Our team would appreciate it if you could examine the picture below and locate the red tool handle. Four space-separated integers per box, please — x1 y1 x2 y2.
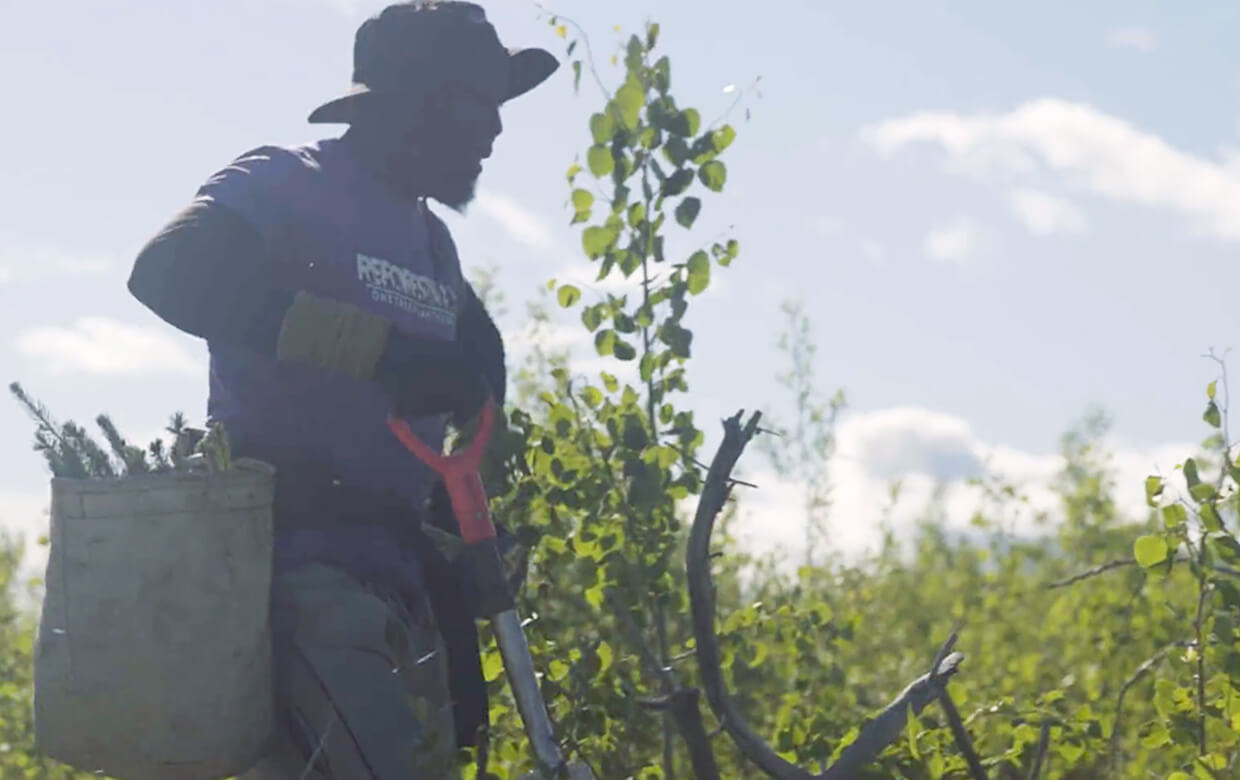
388 400 497 544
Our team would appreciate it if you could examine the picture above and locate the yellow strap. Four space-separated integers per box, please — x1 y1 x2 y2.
276 292 393 379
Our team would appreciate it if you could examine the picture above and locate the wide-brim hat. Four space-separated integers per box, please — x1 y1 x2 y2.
308 1 559 124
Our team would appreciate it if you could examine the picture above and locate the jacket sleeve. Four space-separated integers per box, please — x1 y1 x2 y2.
127 197 295 356
456 283 507 408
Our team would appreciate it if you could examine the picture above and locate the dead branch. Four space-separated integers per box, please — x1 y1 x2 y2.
1026 720 1051 780
606 590 722 780
636 689 721 780
687 410 970 780
938 689 988 780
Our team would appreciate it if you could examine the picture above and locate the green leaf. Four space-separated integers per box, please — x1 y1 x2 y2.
674 197 701 228
645 22 660 49
622 414 648 449
614 340 637 361
1145 475 1164 507
482 651 504 682
652 55 671 93
1201 502 1222 531
662 324 693 358
627 202 646 228
582 226 616 258
597 641 614 672
1208 379 1218 400
1162 503 1188 529
594 329 616 356
698 160 727 192
590 111 616 144
1190 482 1218 503
566 162 582 183
1204 400 1222 429
601 372 619 393
587 145 615 177
572 61 582 92
582 304 604 332
663 168 694 197
1185 457 1201 488
549 659 570 682
1140 722 1170 749
581 386 603 408
557 284 581 308
584 583 604 609
669 108 700 137
624 34 644 74
572 188 595 213
687 251 710 295
715 238 739 267
712 125 737 154
1134 534 1169 568
615 80 644 130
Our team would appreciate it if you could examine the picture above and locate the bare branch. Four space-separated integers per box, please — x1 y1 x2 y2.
1046 558 1136 589
1048 556 1240 589
606 591 722 779
688 410 811 779
1026 721 1051 780
532 4 610 99
1108 641 1188 774
687 409 970 780
937 690 988 780
819 652 963 780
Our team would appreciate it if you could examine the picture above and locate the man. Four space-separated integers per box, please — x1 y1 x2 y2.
126 2 558 777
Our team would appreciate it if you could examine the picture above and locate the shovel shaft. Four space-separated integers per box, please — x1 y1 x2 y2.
389 401 571 775
492 608 566 773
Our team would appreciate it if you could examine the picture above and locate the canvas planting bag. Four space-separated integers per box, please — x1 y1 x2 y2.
32 458 277 780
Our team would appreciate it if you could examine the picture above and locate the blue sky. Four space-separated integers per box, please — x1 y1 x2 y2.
1 0 1237 566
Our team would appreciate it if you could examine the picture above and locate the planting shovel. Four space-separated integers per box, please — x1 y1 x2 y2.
389 400 592 779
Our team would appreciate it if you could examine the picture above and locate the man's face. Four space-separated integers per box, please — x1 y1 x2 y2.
394 83 504 211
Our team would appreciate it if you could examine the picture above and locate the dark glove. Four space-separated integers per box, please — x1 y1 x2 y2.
374 333 491 425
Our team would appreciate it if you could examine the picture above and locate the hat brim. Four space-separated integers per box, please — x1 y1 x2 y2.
307 47 560 125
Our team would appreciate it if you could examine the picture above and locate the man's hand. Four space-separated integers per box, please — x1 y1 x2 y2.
375 334 491 425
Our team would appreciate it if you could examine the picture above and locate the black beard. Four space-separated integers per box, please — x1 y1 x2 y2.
429 172 480 213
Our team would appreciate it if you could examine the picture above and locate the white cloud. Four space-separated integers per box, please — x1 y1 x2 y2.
924 218 978 264
1006 188 1089 235
1106 27 1158 53
474 190 555 252
861 98 1240 242
16 317 203 376
726 406 1196 569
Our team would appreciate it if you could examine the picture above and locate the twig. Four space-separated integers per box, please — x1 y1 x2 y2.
636 689 721 780
1194 582 1208 756
1109 641 1187 774
605 590 722 779
1026 720 1051 780
533 4 610 99
687 409 968 780
1048 556 1240 589
1046 559 1136 589
938 690 988 780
